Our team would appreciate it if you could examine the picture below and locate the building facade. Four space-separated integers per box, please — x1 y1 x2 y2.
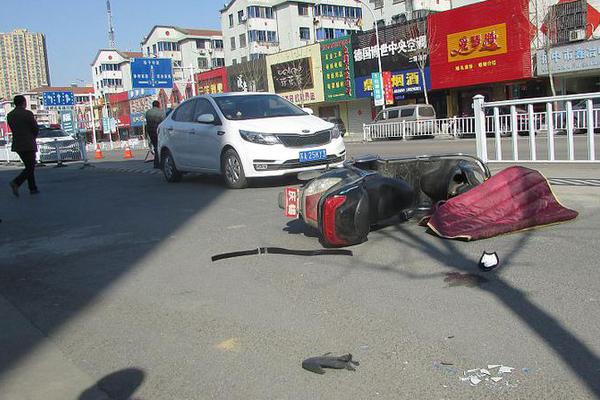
140 26 224 82
0 29 50 100
90 50 142 96
220 0 375 66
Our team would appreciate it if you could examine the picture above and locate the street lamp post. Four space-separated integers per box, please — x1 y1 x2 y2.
354 0 385 110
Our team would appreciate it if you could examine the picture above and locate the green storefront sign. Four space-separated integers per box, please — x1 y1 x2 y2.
321 35 355 101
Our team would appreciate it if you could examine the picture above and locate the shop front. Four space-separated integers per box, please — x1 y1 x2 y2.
266 43 326 112
537 39 600 96
195 67 228 95
428 0 533 116
352 21 431 109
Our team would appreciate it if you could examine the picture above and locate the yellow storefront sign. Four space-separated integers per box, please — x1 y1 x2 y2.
447 23 507 63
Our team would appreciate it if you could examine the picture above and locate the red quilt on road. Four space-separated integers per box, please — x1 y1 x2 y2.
427 166 578 241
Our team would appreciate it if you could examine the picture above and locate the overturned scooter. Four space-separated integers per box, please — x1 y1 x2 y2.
279 154 490 247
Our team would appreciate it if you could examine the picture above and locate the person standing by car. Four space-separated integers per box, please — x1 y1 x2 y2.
8 95 39 197
145 100 165 169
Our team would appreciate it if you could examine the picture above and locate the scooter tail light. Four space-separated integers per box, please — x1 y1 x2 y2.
322 195 348 246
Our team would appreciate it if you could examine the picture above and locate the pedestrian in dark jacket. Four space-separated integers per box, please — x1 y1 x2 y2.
8 95 39 196
145 100 165 169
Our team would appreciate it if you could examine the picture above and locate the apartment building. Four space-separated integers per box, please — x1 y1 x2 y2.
140 26 224 81
90 49 143 96
220 0 375 66
0 29 50 100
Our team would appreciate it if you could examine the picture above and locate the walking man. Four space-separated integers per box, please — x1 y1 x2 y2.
145 100 165 169
8 95 39 197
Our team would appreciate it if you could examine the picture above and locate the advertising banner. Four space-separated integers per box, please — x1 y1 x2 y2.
372 72 384 106
271 57 314 93
195 67 228 95
382 71 394 105
352 21 428 79
266 43 324 105
356 68 430 99
428 0 532 90
130 58 173 89
321 35 355 101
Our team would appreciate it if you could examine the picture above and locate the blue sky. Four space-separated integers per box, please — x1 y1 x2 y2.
2 0 224 86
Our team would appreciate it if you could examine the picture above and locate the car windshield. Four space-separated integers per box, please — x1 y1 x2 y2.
38 129 69 138
213 94 307 120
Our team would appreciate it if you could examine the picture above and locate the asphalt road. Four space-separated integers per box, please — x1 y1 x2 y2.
1 142 599 399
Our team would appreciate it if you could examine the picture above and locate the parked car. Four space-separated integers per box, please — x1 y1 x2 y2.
157 93 346 189
36 127 82 163
322 117 346 137
372 104 437 138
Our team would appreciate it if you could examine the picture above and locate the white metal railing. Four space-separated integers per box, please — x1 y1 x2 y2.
363 116 476 141
474 93 599 163
86 138 148 152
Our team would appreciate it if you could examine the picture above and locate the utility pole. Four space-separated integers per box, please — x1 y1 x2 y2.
106 0 116 49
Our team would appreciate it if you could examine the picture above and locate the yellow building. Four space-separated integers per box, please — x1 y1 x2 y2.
0 29 50 100
266 43 325 106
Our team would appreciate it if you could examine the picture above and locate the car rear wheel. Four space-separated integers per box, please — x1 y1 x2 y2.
222 149 248 189
162 150 182 183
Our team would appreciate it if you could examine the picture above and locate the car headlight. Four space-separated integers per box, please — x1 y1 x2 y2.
331 125 341 139
239 130 281 145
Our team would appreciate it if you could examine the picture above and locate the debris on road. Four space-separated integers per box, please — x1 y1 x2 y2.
478 251 500 272
211 247 353 261
458 364 518 387
302 353 359 375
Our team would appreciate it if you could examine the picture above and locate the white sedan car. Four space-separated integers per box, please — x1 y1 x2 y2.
157 93 346 188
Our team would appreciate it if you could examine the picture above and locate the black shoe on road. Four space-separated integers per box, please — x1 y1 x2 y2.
9 182 19 197
30 189 40 195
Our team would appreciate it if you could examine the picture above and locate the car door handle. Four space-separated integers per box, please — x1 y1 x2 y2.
217 130 225 136
167 128 174 132
187 130 196 134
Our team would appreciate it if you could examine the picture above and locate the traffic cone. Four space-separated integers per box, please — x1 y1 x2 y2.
94 144 103 160
123 144 134 159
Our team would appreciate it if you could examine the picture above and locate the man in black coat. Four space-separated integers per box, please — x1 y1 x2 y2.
8 95 39 196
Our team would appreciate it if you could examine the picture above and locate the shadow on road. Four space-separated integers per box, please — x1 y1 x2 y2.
0 161 228 389
79 367 144 400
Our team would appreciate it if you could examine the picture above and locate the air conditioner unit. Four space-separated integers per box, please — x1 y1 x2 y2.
569 29 586 42
241 16 247 23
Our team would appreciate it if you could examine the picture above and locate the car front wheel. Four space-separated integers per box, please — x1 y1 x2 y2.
221 149 248 189
162 150 182 183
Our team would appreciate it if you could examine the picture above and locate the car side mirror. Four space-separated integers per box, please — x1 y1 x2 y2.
197 114 215 124
302 107 314 115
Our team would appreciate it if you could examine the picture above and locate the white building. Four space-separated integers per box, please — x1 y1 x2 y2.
90 49 142 96
368 0 485 26
220 0 375 66
140 26 224 82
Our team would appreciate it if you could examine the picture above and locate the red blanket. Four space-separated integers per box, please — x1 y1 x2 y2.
427 166 578 240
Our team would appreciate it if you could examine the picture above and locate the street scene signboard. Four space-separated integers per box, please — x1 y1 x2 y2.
428 0 532 90
43 91 75 107
130 58 173 89
59 110 75 134
321 35 355 101
372 72 384 106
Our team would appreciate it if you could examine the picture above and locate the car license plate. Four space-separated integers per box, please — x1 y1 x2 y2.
299 149 326 163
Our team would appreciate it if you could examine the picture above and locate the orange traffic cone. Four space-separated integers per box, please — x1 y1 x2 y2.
94 144 103 160
123 144 134 159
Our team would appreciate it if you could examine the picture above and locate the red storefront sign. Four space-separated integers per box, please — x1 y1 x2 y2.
382 71 394 105
428 0 532 90
108 91 131 128
194 67 228 95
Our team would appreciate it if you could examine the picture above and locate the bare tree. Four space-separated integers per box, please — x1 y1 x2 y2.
230 58 268 93
406 18 439 105
533 0 559 97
